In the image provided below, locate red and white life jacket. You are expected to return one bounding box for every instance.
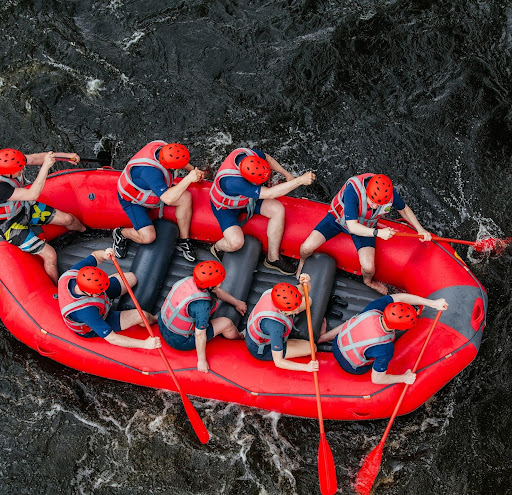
[246,289,294,354]
[336,310,395,369]
[58,269,112,335]
[160,277,219,337]
[209,148,258,210]
[117,140,175,208]
[328,173,393,229]
[0,175,24,222]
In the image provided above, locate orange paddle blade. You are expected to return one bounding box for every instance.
[318,433,338,495]
[181,393,210,444]
[354,442,384,495]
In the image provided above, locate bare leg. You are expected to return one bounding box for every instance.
[259,199,285,261]
[172,190,193,239]
[297,230,327,279]
[119,225,156,245]
[211,317,244,339]
[214,225,245,253]
[110,271,137,293]
[358,246,388,295]
[285,338,316,358]
[120,309,157,330]
[50,210,86,232]
[37,243,58,285]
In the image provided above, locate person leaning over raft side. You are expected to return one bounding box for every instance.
[159,260,246,373]
[0,148,86,285]
[58,248,161,350]
[297,173,432,294]
[317,293,448,384]
[113,141,204,261]
[209,147,315,275]
[245,273,319,372]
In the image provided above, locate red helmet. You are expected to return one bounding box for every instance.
[0,148,27,175]
[76,266,110,294]
[239,156,271,185]
[159,143,190,169]
[193,260,226,289]
[271,283,303,312]
[383,302,418,330]
[366,174,393,205]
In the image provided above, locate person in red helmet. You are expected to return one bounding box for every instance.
[297,173,432,294]
[159,260,246,373]
[0,148,86,285]
[58,248,160,349]
[245,273,319,372]
[114,141,204,261]
[209,147,316,275]
[317,293,448,384]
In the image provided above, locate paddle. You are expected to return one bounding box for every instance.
[55,151,112,167]
[354,310,443,495]
[302,283,338,495]
[392,231,511,256]
[110,254,210,444]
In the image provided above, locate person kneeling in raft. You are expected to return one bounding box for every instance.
[158,260,246,373]
[114,141,203,261]
[58,248,161,350]
[297,173,431,295]
[317,293,448,384]
[245,274,319,373]
[209,147,315,276]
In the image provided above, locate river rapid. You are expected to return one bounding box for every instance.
[1,1,511,494]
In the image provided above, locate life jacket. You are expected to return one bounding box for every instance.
[209,148,259,210]
[328,173,393,229]
[246,289,294,355]
[0,174,24,222]
[160,277,219,338]
[336,310,395,369]
[117,140,175,208]
[58,269,112,336]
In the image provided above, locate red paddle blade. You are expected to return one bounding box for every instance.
[318,433,338,495]
[474,237,512,255]
[354,443,384,495]
[181,392,210,444]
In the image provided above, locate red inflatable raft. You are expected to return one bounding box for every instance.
[0,168,487,420]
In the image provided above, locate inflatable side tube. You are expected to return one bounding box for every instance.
[212,235,261,328]
[292,253,336,342]
[117,219,179,312]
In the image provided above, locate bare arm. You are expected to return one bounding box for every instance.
[345,219,395,240]
[195,327,209,372]
[264,153,295,181]
[27,151,80,165]
[398,205,431,240]
[8,152,55,202]
[272,350,319,372]
[159,168,203,205]
[391,293,448,311]
[214,288,247,315]
[259,171,315,200]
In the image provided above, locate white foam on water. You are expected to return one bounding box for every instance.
[86,78,106,95]
[121,31,145,51]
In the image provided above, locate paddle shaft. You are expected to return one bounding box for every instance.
[392,231,476,247]
[110,255,209,443]
[303,283,325,432]
[377,310,443,446]
[303,283,338,495]
[55,156,108,164]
